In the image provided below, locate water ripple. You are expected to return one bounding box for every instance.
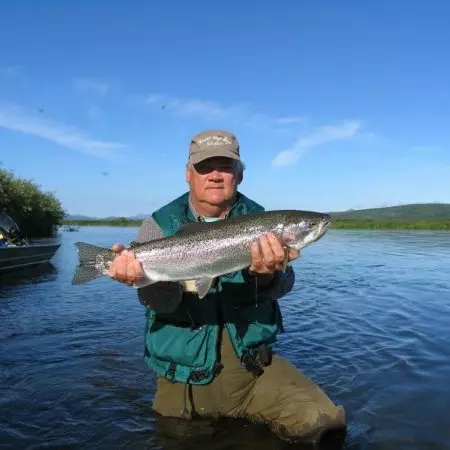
[1,228,450,449]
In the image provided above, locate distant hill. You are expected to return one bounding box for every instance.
[126,213,152,220]
[330,203,450,220]
[65,214,96,221]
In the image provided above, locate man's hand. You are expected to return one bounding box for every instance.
[249,233,300,275]
[108,243,145,286]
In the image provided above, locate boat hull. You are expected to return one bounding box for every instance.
[0,244,61,273]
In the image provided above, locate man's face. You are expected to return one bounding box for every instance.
[186,157,241,208]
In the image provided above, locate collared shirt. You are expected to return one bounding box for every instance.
[188,194,237,222]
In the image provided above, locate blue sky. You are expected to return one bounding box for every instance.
[0,1,449,217]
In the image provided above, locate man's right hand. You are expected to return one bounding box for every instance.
[108,243,145,286]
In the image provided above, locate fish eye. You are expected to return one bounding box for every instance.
[310,221,316,227]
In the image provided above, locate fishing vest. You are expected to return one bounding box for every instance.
[142,191,284,385]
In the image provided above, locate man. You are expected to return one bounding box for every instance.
[108,130,346,446]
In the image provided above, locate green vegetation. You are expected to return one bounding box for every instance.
[0,168,66,238]
[331,218,450,230]
[328,203,450,229]
[64,217,142,227]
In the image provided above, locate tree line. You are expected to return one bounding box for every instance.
[64,217,142,227]
[0,168,66,238]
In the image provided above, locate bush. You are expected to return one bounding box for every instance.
[0,168,66,238]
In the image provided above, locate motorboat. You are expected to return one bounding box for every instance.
[62,225,79,232]
[0,212,61,273]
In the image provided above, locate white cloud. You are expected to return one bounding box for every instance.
[146,94,238,118]
[0,103,126,157]
[275,116,306,125]
[271,150,301,166]
[272,120,361,166]
[145,93,360,166]
[73,78,111,97]
[145,93,306,129]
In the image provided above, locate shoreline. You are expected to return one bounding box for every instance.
[62,218,450,231]
[331,219,450,230]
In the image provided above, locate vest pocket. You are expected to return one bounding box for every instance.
[145,322,216,368]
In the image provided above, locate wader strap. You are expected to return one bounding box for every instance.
[166,362,176,381]
[181,374,199,419]
[188,384,199,418]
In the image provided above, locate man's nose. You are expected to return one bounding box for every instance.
[208,168,223,178]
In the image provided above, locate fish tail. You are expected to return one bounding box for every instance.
[72,242,115,285]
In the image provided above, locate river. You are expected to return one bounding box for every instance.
[1,226,449,450]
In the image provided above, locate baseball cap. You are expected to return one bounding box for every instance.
[188,129,240,164]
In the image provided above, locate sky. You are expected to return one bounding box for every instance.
[0,0,449,217]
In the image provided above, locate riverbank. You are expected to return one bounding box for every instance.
[332,218,450,230]
[64,218,142,227]
[63,218,450,230]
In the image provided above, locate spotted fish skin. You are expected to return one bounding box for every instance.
[72,209,331,298]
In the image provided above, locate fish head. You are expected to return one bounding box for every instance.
[275,210,331,251]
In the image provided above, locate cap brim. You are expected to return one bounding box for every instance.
[189,148,240,165]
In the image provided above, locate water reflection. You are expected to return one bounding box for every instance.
[0,262,58,290]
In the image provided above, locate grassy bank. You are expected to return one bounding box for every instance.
[63,218,450,230]
[64,218,142,227]
[331,218,450,230]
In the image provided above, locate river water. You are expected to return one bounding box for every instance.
[1,227,449,450]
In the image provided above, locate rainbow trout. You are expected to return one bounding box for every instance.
[72,209,331,298]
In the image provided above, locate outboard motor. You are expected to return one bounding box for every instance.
[0,212,28,246]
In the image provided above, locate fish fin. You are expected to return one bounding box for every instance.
[194,277,215,299]
[72,265,103,285]
[72,242,114,285]
[74,242,113,263]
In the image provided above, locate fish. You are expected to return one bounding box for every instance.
[71,209,331,299]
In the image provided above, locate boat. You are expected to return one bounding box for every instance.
[62,225,79,232]
[0,212,61,273]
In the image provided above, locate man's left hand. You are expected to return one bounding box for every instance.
[249,232,300,275]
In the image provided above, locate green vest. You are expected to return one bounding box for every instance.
[142,191,284,384]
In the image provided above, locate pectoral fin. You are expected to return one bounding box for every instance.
[194,277,215,299]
